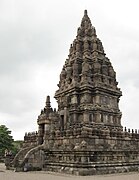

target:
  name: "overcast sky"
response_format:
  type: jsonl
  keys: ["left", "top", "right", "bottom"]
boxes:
{"left": 0, "top": 0, "right": 139, "bottom": 140}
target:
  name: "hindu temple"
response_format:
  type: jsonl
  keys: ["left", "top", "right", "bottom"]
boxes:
{"left": 9, "top": 10, "right": 139, "bottom": 175}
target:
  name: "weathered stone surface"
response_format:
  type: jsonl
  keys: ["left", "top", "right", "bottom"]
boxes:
{"left": 8, "top": 10, "right": 139, "bottom": 175}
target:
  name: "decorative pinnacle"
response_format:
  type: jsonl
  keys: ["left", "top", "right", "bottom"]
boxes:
{"left": 46, "top": 95, "right": 50, "bottom": 103}
{"left": 84, "top": 10, "right": 88, "bottom": 16}
{"left": 46, "top": 95, "right": 51, "bottom": 108}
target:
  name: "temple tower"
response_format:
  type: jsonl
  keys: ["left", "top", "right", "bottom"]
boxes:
{"left": 55, "top": 10, "right": 122, "bottom": 132}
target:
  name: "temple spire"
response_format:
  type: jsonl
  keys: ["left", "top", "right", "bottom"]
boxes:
{"left": 56, "top": 10, "right": 120, "bottom": 95}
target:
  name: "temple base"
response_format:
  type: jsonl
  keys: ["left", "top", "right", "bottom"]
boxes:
{"left": 44, "top": 162, "right": 139, "bottom": 176}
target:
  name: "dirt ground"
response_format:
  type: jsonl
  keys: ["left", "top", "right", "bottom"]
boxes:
{"left": 0, "top": 163, "right": 139, "bottom": 180}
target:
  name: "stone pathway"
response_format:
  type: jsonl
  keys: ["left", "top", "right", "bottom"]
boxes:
{"left": 0, "top": 163, "right": 139, "bottom": 180}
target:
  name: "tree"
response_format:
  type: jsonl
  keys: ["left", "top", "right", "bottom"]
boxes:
{"left": 0, "top": 125, "right": 14, "bottom": 156}
{"left": 12, "top": 140, "right": 23, "bottom": 155}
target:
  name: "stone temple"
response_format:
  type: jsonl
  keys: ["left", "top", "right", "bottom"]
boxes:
{"left": 9, "top": 10, "right": 139, "bottom": 175}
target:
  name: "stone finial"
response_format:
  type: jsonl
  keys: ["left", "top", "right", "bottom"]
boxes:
{"left": 46, "top": 95, "right": 50, "bottom": 103}
{"left": 84, "top": 10, "right": 88, "bottom": 16}
{"left": 46, "top": 95, "right": 51, "bottom": 109}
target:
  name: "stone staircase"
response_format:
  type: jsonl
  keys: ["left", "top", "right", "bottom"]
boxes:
{"left": 9, "top": 144, "right": 45, "bottom": 171}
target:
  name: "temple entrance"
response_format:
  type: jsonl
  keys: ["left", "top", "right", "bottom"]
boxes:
{"left": 38, "top": 124, "right": 44, "bottom": 145}
{"left": 60, "top": 115, "right": 64, "bottom": 131}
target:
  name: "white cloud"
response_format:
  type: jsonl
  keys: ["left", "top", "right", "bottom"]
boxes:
{"left": 0, "top": 0, "right": 139, "bottom": 140}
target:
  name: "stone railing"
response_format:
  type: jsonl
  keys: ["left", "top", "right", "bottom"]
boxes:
{"left": 23, "top": 131, "right": 38, "bottom": 147}
{"left": 123, "top": 127, "right": 139, "bottom": 139}
{"left": 47, "top": 125, "right": 139, "bottom": 140}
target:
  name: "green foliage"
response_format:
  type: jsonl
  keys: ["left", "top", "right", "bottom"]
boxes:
{"left": 12, "top": 140, "right": 23, "bottom": 155}
{"left": 0, "top": 125, "right": 14, "bottom": 156}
